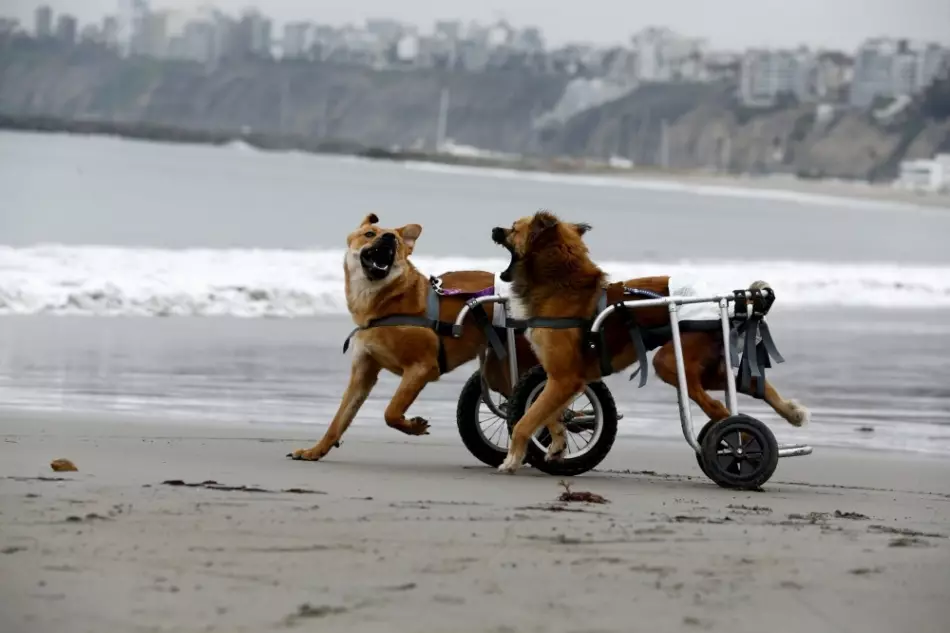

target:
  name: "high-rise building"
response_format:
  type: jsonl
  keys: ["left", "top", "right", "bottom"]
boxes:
{"left": 117, "top": 0, "right": 148, "bottom": 56}
{"left": 101, "top": 16, "right": 119, "bottom": 49}
{"left": 34, "top": 5, "right": 53, "bottom": 38}
{"left": 739, "top": 48, "right": 820, "bottom": 106}
{"left": 283, "top": 22, "right": 313, "bottom": 59}
{"left": 55, "top": 14, "right": 78, "bottom": 44}
{"left": 849, "top": 38, "right": 948, "bottom": 108}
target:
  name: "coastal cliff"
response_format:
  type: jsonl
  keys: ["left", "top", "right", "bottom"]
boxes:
{"left": 2, "top": 38, "right": 948, "bottom": 181}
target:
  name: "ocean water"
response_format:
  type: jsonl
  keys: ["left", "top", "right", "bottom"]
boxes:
{"left": 1, "top": 131, "right": 949, "bottom": 456}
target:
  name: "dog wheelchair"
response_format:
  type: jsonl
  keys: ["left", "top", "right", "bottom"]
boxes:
{"left": 452, "top": 286, "right": 813, "bottom": 490}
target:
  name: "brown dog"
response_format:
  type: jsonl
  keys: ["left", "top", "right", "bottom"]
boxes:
{"left": 491, "top": 210, "right": 809, "bottom": 474}
{"left": 289, "top": 214, "right": 539, "bottom": 461}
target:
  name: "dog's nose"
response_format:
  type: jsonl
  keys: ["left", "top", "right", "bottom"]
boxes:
{"left": 491, "top": 227, "right": 506, "bottom": 243}
{"left": 378, "top": 232, "right": 396, "bottom": 244}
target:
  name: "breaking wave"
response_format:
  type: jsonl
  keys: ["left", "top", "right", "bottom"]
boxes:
{"left": 1, "top": 245, "right": 949, "bottom": 317}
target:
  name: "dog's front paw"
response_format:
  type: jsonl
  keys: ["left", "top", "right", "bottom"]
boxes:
{"left": 407, "top": 416, "right": 430, "bottom": 436}
{"left": 545, "top": 445, "right": 566, "bottom": 462}
{"left": 288, "top": 448, "right": 325, "bottom": 461}
{"left": 498, "top": 453, "right": 523, "bottom": 474}
{"left": 545, "top": 435, "right": 567, "bottom": 462}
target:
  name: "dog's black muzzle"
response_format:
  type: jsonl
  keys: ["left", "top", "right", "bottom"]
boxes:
{"left": 360, "top": 233, "right": 397, "bottom": 281}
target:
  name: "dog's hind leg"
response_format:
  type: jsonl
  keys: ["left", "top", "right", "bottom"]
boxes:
{"left": 501, "top": 377, "right": 582, "bottom": 473}
{"left": 384, "top": 363, "right": 440, "bottom": 436}
{"left": 754, "top": 380, "right": 810, "bottom": 427}
{"left": 653, "top": 334, "right": 731, "bottom": 423}
{"left": 543, "top": 411, "right": 569, "bottom": 462}
{"left": 290, "top": 352, "right": 382, "bottom": 461}
{"left": 699, "top": 354, "right": 810, "bottom": 428}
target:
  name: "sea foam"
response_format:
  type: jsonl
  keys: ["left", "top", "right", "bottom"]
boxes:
{"left": 1, "top": 245, "right": 948, "bottom": 317}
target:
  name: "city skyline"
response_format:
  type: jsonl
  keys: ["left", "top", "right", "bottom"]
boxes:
{"left": 4, "top": 0, "right": 950, "bottom": 51}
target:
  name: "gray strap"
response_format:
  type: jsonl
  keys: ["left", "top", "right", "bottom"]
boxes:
{"left": 426, "top": 286, "right": 440, "bottom": 321}
{"left": 628, "top": 323, "right": 649, "bottom": 388}
{"left": 342, "top": 326, "right": 361, "bottom": 353}
{"left": 342, "top": 314, "right": 434, "bottom": 353}
{"left": 758, "top": 322, "right": 784, "bottom": 364}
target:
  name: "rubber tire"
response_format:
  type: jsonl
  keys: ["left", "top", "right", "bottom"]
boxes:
{"left": 695, "top": 419, "right": 717, "bottom": 478}
{"left": 700, "top": 415, "right": 779, "bottom": 490}
{"left": 506, "top": 364, "right": 619, "bottom": 477}
{"left": 456, "top": 370, "right": 508, "bottom": 468}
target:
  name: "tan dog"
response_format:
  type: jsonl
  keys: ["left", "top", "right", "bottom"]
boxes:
{"left": 491, "top": 210, "right": 809, "bottom": 474}
{"left": 289, "top": 214, "right": 539, "bottom": 461}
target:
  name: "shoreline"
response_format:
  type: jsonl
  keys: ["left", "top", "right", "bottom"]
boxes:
{"left": 3, "top": 116, "right": 948, "bottom": 210}
{"left": 1, "top": 412, "right": 949, "bottom": 633}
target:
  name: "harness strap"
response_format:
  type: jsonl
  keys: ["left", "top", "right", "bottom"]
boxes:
{"left": 595, "top": 293, "right": 614, "bottom": 379}
{"left": 731, "top": 316, "right": 785, "bottom": 399}
{"left": 615, "top": 288, "right": 665, "bottom": 387}
{"left": 341, "top": 282, "right": 508, "bottom": 375}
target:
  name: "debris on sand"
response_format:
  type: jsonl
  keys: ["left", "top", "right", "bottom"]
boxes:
{"left": 834, "top": 510, "right": 870, "bottom": 520}
{"left": 50, "top": 459, "right": 77, "bottom": 472}
{"left": 284, "top": 603, "right": 347, "bottom": 624}
{"left": 726, "top": 504, "right": 773, "bottom": 514}
{"left": 557, "top": 480, "right": 609, "bottom": 504}
{"left": 868, "top": 525, "right": 945, "bottom": 539}
{"left": 849, "top": 566, "right": 884, "bottom": 575}
{"left": 889, "top": 537, "right": 931, "bottom": 548}
{"left": 160, "top": 480, "right": 323, "bottom": 495}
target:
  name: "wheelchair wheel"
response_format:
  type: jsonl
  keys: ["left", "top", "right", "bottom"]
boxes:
{"left": 700, "top": 415, "right": 779, "bottom": 490}
{"left": 506, "top": 365, "right": 618, "bottom": 476}
{"left": 456, "top": 370, "right": 510, "bottom": 468}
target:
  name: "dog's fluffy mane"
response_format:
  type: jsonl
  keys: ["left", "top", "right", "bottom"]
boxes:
{"left": 510, "top": 210, "right": 605, "bottom": 318}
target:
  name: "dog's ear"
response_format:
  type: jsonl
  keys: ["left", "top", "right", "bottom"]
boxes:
{"left": 529, "top": 211, "right": 559, "bottom": 241}
{"left": 396, "top": 224, "right": 422, "bottom": 252}
{"left": 572, "top": 222, "right": 592, "bottom": 236}
{"left": 361, "top": 213, "right": 379, "bottom": 227}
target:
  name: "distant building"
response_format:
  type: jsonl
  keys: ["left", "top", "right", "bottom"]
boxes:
{"left": 230, "top": 9, "right": 272, "bottom": 58}
{"left": 739, "top": 48, "right": 819, "bottom": 107}
{"left": 55, "top": 14, "right": 78, "bottom": 44}
{"left": 394, "top": 33, "right": 420, "bottom": 64}
{"left": 365, "top": 18, "right": 407, "bottom": 46}
{"left": 704, "top": 51, "right": 742, "bottom": 83}
{"left": 283, "top": 22, "right": 313, "bottom": 59}
{"left": 434, "top": 20, "right": 461, "bottom": 42}
{"left": 34, "top": 5, "right": 52, "bottom": 38}
{"left": 815, "top": 51, "right": 854, "bottom": 102}
{"left": 117, "top": 0, "right": 149, "bottom": 57}
{"left": 0, "top": 18, "right": 19, "bottom": 35}
{"left": 895, "top": 154, "right": 949, "bottom": 192}
{"left": 132, "top": 10, "right": 167, "bottom": 57}
{"left": 512, "top": 27, "right": 545, "bottom": 55}
{"left": 849, "top": 38, "right": 948, "bottom": 108}
{"left": 101, "top": 16, "right": 119, "bottom": 49}
{"left": 631, "top": 27, "right": 708, "bottom": 82}
{"left": 80, "top": 24, "right": 101, "bottom": 44}
{"left": 917, "top": 44, "right": 950, "bottom": 92}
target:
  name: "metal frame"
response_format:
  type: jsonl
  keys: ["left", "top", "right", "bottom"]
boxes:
{"left": 589, "top": 292, "right": 812, "bottom": 459}
{"left": 453, "top": 295, "right": 518, "bottom": 391}
{"left": 453, "top": 291, "right": 813, "bottom": 462}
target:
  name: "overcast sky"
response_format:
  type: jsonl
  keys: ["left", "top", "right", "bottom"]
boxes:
{"left": 4, "top": 0, "right": 949, "bottom": 50}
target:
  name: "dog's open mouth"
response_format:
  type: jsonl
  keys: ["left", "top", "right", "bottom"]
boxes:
{"left": 491, "top": 227, "right": 518, "bottom": 282}
{"left": 360, "top": 240, "right": 396, "bottom": 281}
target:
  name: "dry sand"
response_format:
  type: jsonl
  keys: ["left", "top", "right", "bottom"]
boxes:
{"left": 2, "top": 412, "right": 949, "bottom": 633}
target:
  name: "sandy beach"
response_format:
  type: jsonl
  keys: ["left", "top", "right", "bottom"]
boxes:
{"left": 2, "top": 412, "right": 948, "bottom": 633}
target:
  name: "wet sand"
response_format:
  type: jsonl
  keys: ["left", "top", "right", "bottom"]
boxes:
{"left": 1, "top": 413, "right": 949, "bottom": 633}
